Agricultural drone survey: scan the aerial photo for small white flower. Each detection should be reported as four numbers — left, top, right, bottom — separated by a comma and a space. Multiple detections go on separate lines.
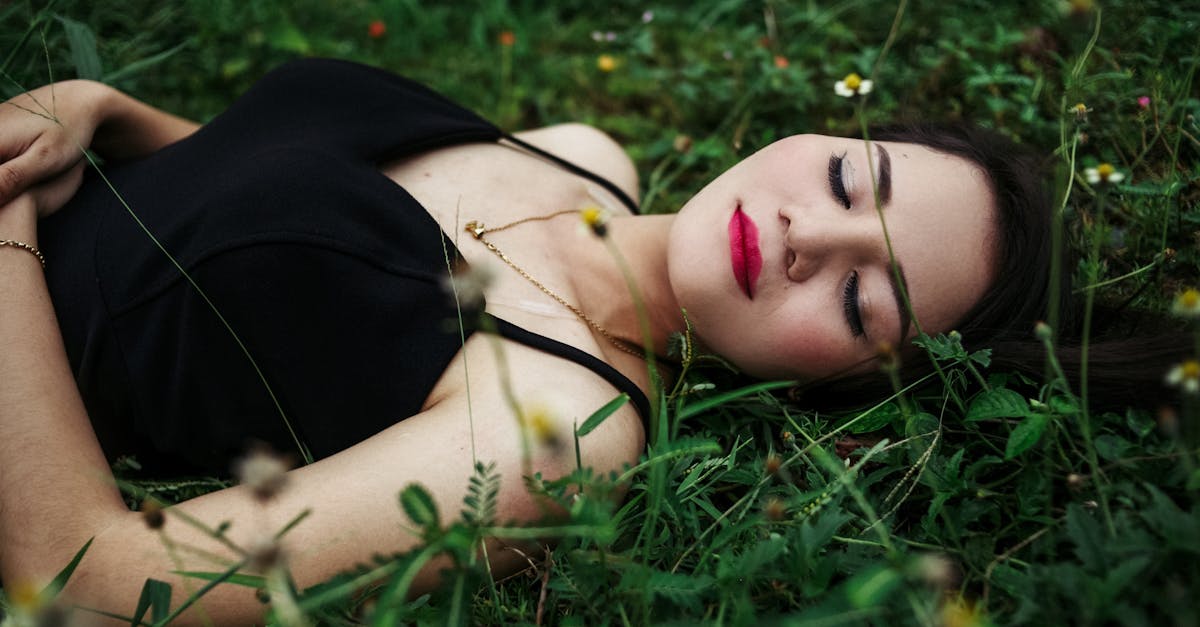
1171, 288, 1200, 319
1084, 163, 1124, 185
834, 73, 873, 98
642, 10, 654, 23
1165, 360, 1200, 395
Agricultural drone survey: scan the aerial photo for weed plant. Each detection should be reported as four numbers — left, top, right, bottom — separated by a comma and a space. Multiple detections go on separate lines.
1, 0, 1198, 625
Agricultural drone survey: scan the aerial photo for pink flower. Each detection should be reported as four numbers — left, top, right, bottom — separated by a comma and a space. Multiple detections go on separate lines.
1137, 96, 1151, 109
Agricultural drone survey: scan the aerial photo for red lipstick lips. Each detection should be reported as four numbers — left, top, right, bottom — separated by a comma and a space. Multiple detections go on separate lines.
729, 205, 762, 299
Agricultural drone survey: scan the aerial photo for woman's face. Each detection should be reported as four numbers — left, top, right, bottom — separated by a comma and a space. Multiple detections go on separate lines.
667, 134, 997, 380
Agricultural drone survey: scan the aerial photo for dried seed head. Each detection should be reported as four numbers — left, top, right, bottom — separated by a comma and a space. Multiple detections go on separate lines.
763, 497, 786, 521
875, 340, 899, 370
246, 535, 285, 572
764, 454, 782, 476
234, 445, 292, 502
1157, 405, 1180, 438
141, 499, 166, 530
913, 553, 956, 589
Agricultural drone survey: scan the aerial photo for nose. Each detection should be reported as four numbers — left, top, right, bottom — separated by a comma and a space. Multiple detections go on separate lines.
781, 206, 881, 282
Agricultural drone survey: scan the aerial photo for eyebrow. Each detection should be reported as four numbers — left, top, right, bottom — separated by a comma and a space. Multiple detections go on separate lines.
875, 144, 892, 207
886, 263, 912, 346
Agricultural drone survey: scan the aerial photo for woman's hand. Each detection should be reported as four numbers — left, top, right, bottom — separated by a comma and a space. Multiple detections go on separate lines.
0, 80, 109, 217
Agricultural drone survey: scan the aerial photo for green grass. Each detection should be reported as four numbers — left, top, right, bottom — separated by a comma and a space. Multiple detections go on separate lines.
1, 0, 1198, 625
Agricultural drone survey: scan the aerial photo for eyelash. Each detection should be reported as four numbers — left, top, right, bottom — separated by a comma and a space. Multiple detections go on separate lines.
843, 271, 866, 338
828, 152, 851, 209
831, 152, 864, 338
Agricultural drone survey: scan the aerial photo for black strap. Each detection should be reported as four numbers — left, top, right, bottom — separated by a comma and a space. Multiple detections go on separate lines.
488, 314, 652, 425
501, 133, 641, 214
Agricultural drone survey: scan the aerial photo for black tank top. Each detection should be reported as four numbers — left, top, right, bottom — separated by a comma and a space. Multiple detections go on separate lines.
39, 58, 649, 476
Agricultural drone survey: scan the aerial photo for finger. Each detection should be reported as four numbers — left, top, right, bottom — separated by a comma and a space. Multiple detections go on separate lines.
0, 136, 77, 205
0, 157, 30, 205
29, 161, 86, 219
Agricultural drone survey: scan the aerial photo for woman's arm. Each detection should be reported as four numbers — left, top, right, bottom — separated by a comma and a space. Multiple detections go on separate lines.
0, 204, 642, 623
0, 80, 199, 212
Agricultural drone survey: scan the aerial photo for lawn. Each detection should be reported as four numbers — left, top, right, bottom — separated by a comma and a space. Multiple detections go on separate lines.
1, 0, 1198, 625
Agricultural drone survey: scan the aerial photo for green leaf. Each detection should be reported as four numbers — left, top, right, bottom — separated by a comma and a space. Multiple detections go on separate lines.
56, 16, 102, 80
576, 393, 628, 437
265, 21, 311, 54
173, 571, 265, 588
905, 412, 939, 439
1049, 394, 1080, 416
966, 387, 1031, 421
844, 564, 902, 608
645, 570, 712, 610
1187, 469, 1200, 491
1093, 434, 1131, 461
399, 484, 440, 530
676, 380, 794, 420
103, 41, 190, 85
1004, 413, 1048, 459
721, 534, 786, 581
131, 579, 172, 625
845, 401, 900, 433
1066, 503, 1107, 572
40, 537, 93, 601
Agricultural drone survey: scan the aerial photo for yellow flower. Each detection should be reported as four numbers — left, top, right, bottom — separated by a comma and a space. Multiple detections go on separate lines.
596, 54, 617, 72
1171, 288, 1200, 318
8, 580, 43, 612
523, 402, 563, 451
580, 203, 611, 237
940, 595, 988, 627
834, 72, 873, 98
1071, 102, 1091, 121
1084, 162, 1124, 185
1165, 360, 1200, 395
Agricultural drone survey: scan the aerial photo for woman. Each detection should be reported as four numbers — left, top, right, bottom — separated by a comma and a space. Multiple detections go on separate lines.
0, 58, 1032, 622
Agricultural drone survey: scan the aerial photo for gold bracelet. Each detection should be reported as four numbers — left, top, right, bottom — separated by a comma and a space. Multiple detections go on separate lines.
0, 239, 46, 269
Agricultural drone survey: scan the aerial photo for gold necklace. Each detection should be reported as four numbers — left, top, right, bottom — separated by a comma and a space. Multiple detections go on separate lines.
464, 210, 644, 359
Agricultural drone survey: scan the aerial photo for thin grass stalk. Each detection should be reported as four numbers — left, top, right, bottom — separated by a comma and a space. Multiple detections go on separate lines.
1077, 193, 1116, 536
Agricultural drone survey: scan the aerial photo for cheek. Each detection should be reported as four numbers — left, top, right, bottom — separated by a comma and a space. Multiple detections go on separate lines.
731, 317, 856, 380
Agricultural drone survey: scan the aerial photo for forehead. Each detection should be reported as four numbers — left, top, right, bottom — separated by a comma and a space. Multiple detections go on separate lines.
873, 140, 997, 336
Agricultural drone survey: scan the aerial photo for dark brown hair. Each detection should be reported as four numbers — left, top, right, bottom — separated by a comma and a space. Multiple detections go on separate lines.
793, 122, 1187, 413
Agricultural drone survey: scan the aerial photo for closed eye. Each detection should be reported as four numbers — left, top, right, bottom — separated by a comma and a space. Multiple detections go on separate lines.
828, 152, 851, 209
843, 270, 866, 338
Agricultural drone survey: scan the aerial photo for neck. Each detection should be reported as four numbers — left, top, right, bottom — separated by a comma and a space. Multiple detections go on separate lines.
564, 213, 684, 359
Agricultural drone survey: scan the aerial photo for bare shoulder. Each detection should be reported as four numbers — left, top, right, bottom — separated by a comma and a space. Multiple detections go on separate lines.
511, 123, 639, 209
429, 333, 646, 474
